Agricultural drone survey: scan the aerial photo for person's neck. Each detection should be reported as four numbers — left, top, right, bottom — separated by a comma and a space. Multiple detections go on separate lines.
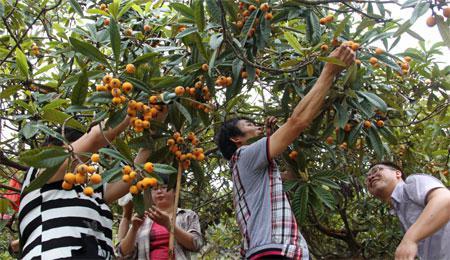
382, 180, 403, 206
158, 204, 174, 213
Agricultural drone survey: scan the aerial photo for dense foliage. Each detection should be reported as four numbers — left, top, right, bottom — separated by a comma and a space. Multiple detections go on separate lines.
0, 0, 449, 258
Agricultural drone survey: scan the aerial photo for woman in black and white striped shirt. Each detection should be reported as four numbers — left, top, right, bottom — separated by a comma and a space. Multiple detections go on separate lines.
19, 119, 132, 260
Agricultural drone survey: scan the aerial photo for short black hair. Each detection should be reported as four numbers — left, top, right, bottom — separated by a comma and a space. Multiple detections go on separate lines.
215, 117, 253, 160
43, 127, 84, 146
369, 161, 405, 180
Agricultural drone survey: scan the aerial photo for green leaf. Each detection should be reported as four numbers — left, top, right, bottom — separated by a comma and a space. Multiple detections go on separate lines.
293, 185, 309, 224
170, 3, 194, 19
0, 85, 21, 99
41, 109, 85, 131
15, 48, 29, 78
357, 91, 387, 112
284, 31, 303, 55
35, 64, 57, 76
69, 0, 84, 17
367, 127, 384, 159
42, 99, 69, 110
113, 137, 134, 163
241, 10, 258, 44
191, 32, 209, 60
22, 164, 64, 194
306, 11, 321, 45
20, 147, 69, 169
132, 193, 145, 216
117, 0, 134, 19
174, 100, 192, 124
334, 15, 350, 38
22, 122, 40, 139
406, 29, 425, 42
109, 0, 121, 19
205, 0, 221, 24
71, 69, 89, 106
394, 21, 412, 38
110, 18, 121, 65
14, 99, 34, 113
36, 124, 67, 144
193, 0, 205, 32
436, 15, 450, 49
105, 105, 127, 129
87, 92, 113, 104
131, 52, 159, 65
409, 2, 429, 24
175, 27, 199, 39
99, 147, 132, 165
153, 163, 178, 174
317, 56, 346, 67
69, 37, 110, 68
312, 186, 335, 209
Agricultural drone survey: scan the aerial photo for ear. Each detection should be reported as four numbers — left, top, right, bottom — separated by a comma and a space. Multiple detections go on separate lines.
394, 170, 402, 180
230, 136, 241, 145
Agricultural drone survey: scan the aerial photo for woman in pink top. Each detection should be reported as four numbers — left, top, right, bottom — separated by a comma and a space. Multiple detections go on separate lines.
118, 172, 203, 260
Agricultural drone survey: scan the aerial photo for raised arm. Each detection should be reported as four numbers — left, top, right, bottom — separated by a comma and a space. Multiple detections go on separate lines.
48, 116, 130, 183
395, 188, 450, 259
269, 46, 355, 158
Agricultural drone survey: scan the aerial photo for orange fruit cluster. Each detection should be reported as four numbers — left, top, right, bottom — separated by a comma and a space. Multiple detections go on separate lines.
319, 15, 334, 25
236, 2, 266, 37
184, 76, 212, 113
167, 131, 206, 170
128, 99, 161, 133
62, 153, 103, 196
215, 75, 233, 87
241, 68, 261, 79
121, 164, 158, 195
96, 75, 133, 105
397, 56, 411, 75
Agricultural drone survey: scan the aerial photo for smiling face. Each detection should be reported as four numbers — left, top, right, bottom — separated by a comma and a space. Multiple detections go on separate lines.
365, 164, 403, 202
231, 119, 263, 147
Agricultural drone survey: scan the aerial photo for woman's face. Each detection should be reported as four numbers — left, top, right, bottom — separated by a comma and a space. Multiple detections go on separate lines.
151, 184, 175, 208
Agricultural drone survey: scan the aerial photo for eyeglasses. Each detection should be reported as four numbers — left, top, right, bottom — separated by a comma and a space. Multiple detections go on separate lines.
366, 166, 395, 177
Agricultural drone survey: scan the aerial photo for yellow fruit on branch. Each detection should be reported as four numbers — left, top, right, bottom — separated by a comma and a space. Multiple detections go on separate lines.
125, 64, 136, 74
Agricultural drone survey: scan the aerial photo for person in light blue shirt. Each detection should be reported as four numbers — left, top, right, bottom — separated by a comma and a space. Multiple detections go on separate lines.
365, 161, 450, 260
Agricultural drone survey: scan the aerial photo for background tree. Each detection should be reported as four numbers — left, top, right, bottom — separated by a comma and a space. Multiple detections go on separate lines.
0, 0, 448, 259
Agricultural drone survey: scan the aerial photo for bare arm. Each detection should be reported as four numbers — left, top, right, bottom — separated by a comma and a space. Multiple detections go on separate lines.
48, 116, 130, 183
104, 148, 153, 204
119, 215, 144, 256
395, 188, 450, 259
269, 46, 355, 158
117, 202, 134, 240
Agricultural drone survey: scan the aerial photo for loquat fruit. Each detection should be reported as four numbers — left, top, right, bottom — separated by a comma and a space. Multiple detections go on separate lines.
64, 173, 76, 184
144, 162, 154, 173
175, 86, 185, 96
90, 174, 102, 184
125, 64, 136, 74
83, 186, 94, 196
62, 181, 73, 190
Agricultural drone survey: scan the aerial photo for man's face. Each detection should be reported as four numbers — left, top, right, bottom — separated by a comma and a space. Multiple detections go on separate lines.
233, 119, 263, 145
365, 164, 402, 200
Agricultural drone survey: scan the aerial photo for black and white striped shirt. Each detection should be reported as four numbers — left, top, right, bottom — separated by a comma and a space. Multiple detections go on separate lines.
19, 167, 114, 259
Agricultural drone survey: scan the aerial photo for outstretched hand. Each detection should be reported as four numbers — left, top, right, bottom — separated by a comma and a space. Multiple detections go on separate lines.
324, 46, 356, 75
145, 206, 172, 229
130, 214, 144, 230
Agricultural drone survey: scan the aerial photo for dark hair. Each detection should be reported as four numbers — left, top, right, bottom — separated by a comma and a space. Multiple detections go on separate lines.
370, 161, 405, 180
43, 127, 84, 146
157, 173, 177, 190
215, 117, 253, 160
